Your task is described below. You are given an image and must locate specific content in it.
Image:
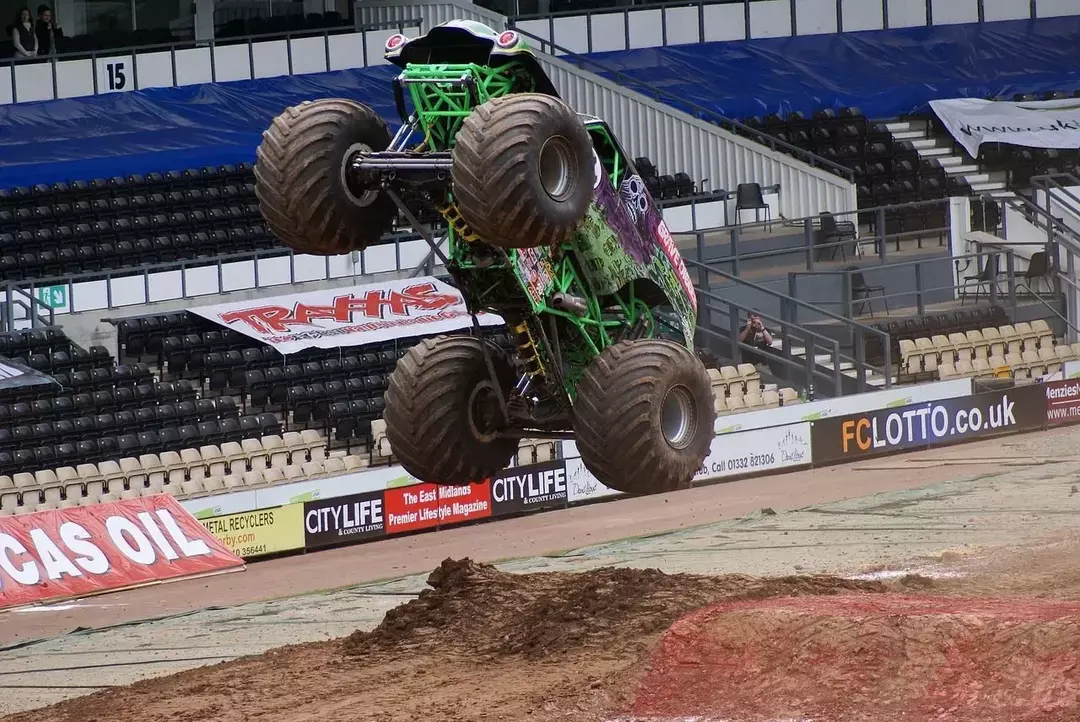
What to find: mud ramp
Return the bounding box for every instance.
[630,595,1080,722]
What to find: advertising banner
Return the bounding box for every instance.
[189,276,503,354]
[383,481,492,535]
[713,378,972,435]
[565,456,622,503]
[490,460,568,515]
[1045,378,1080,426]
[930,97,1080,158]
[0,495,244,610]
[200,504,305,558]
[811,384,1046,464]
[565,423,813,502]
[303,489,386,549]
[694,423,812,481]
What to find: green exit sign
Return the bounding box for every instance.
[35,285,67,309]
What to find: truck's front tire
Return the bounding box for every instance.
[384,335,518,485]
[572,339,715,495]
[255,99,396,255]
[452,93,594,249]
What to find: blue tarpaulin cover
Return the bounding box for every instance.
[0,65,399,188]
[0,16,1078,187]
[588,16,1080,122]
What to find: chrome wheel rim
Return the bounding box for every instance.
[661,384,697,450]
[538,136,575,201]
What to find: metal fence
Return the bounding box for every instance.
[687,256,892,396]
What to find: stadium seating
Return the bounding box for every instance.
[0,164,278,280]
[738,108,951,236]
[863,305,1010,369]
[900,319,1071,382]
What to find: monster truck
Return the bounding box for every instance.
[252,20,715,495]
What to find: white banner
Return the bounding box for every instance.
[564,422,812,502]
[189,277,504,354]
[929,97,1080,158]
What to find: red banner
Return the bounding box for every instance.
[383,481,492,534]
[0,495,244,610]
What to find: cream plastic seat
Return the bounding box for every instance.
[119,457,144,488]
[301,429,327,461]
[34,469,59,488]
[982,327,1004,357]
[241,471,264,488]
[221,441,248,476]
[13,473,36,490]
[180,479,204,497]
[200,445,226,479]
[301,460,326,479]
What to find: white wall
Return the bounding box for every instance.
[512,0,1067,52]
[0,24,413,105]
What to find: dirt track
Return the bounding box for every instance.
[4,425,1080,722]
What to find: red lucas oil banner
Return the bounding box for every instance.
[0,495,244,610]
[189,277,504,354]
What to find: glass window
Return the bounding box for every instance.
[77,0,132,35]
[134,0,194,42]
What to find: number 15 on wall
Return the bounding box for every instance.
[97,57,133,93]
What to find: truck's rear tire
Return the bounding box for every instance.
[255,99,396,255]
[384,335,518,485]
[452,93,594,249]
[572,339,715,495]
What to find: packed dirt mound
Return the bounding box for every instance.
[343,558,885,659]
[0,560,889,722]
[632,594,1080,722]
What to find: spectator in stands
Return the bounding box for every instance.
[10,8,38,58]
[35,5,61,56]
[738,311,778,372]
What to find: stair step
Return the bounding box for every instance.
[910,138,945,150]
[970,180,1008,192]
[918,146,954,158]
[943,163,980,175]
[884,121,920,132]
[891,129,927,141]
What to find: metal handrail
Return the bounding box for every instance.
[507,27,855,181]
[1022,274,1080,340]
[685,256,891,390]
[693,288,849,395]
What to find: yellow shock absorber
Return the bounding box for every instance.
[512,321,545,377]
[438,202,482,243]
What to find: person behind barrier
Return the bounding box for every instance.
[10,8,38,57]
[36,5,61,56]
[738,311,777,369]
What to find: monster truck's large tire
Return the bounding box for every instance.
[254,99,396,255]
[572,339,715,496]
[384,335,518,485]
[451,93,594,249]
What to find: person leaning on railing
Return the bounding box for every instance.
[10,7,38,58]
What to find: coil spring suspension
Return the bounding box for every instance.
[438,202,481,243]
[512,320,545,379]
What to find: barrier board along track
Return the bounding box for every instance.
[0,495,244,611]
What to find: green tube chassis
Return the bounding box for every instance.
[366,20,700,430]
